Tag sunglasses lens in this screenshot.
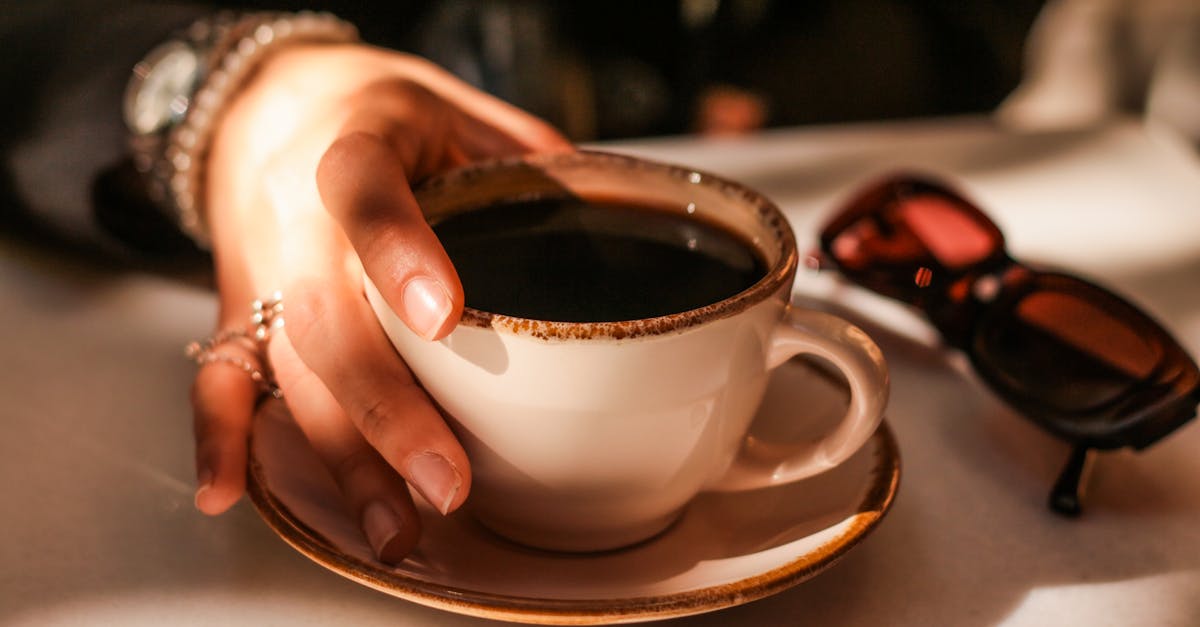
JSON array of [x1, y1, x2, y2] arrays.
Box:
[[823, 177, 1004, 301], [974, 276, 1163, 414]]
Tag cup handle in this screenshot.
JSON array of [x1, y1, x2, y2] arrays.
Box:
[[707, 307, 889, 491]]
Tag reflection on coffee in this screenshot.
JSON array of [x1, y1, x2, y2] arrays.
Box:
[[434, 197, 767, 322]]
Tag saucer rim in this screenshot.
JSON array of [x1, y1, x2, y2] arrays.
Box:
[[246, 419, 900, 625]]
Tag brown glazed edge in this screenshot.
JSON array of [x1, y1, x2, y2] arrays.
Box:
[[245, 413, 901, 625], [416, 150, 799, 341]]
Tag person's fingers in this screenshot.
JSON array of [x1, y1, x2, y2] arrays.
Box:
[[449, 103, 571, 165], [269, 207, 471, 516], [316, 125, 463, 341], [387, 56, 573, 154], [190, 341, 259, 515], [281, 275, 472, 517], [269, 333, 421, 564], [316, 75, 574, 342], [329, 78, 550, 181]]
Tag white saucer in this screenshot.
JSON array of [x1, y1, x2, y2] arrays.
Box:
[[246, 358, 900, 624]]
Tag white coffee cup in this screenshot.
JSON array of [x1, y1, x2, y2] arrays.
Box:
[[366, 151, 888, 552]]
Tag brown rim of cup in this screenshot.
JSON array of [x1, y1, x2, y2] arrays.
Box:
[[414, 150, 798, 341]]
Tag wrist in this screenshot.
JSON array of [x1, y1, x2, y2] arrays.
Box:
[[124, 11, 359, 247]]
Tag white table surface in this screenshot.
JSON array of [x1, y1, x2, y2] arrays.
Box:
[[4, 117, 1199, 626]]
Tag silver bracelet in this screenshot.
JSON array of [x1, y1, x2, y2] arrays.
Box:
[[125, 12, 359, 246]]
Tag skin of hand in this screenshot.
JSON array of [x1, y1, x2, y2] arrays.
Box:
[[189, 43, 572, 563]]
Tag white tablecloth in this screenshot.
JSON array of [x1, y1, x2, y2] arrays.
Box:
[[4, 117, 1199, 626]]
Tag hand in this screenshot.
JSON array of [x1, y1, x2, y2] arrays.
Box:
[[188, 43, 571, 563]]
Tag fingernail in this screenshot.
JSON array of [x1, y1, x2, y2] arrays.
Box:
[[362, 500, 407, 564], [402, 276, 452, 340], [408, 452, 461, 515], [194, 466, 214, 510]]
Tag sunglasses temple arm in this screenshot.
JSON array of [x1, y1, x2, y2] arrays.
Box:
[[1048, 444, 1094, 517]]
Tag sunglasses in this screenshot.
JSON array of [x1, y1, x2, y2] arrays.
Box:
[[816, 172, 1200, 516]]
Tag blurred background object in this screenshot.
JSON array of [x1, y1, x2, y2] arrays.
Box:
[[997, 0, 1200, 147]]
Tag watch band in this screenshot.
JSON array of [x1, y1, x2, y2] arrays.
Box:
[[126, 11, 359, 246]]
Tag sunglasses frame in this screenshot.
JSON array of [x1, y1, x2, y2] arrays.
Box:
[[818, 172, 1200, 515]]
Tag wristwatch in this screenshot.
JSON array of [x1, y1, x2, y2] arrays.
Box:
[[123, 12, 358, 245], [124, 40, 202, 138]]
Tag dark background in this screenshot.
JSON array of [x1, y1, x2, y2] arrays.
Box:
[[225, 0, 1046, 140], [0, 0, 1046, 257]]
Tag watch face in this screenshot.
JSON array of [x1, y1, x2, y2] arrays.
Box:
[[125, 41, 200, 135]]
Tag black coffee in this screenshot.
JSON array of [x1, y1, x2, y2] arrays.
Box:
[[433, 197, 767, 322]]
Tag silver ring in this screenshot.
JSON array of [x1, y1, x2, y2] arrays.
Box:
[[186, 291, 286, 399], [251, 290, 285, 343]]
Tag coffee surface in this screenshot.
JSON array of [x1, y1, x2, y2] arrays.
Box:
[[433, 197, 767, 322]]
